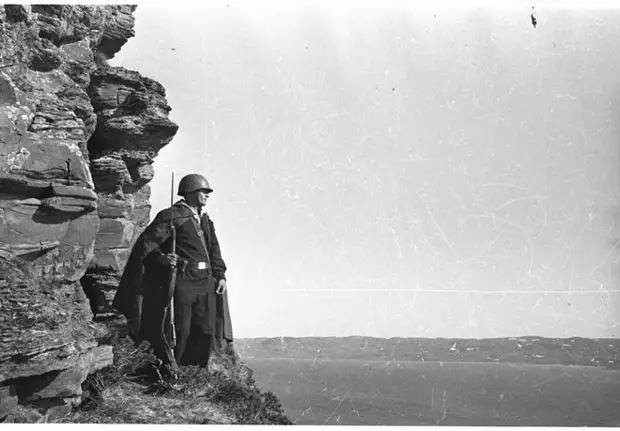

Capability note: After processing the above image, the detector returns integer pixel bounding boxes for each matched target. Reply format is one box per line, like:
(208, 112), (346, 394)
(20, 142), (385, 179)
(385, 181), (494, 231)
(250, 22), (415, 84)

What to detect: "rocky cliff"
(0, 5), (178, 420)
(83, 56), (178, 313)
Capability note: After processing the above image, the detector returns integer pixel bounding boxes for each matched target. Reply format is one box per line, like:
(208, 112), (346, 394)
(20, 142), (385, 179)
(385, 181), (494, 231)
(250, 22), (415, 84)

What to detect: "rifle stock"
(170, 224), (176, 348)
(160, 173), (178, 371)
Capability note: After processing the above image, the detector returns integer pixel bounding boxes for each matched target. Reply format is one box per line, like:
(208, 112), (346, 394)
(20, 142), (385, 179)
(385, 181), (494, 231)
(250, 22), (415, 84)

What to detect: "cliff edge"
(0, 5), (289, 424)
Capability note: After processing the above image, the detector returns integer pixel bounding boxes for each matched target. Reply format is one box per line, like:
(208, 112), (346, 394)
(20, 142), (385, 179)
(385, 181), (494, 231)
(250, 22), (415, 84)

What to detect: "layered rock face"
(0, 258), (113, 420)
(83, 67), (178, 309)
(0, 5), (178, 420)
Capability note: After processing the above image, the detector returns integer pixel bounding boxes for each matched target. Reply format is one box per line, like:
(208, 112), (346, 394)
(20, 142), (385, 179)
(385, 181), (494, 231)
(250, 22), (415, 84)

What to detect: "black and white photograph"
(0, 0), (619, 426)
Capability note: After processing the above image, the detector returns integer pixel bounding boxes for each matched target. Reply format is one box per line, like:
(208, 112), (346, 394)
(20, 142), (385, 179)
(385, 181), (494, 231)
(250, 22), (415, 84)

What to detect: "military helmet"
(177, 173), (213, 195)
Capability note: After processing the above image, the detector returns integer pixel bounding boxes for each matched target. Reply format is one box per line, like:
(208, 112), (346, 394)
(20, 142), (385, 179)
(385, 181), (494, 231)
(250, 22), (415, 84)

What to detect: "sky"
(110, 1), (620, 339)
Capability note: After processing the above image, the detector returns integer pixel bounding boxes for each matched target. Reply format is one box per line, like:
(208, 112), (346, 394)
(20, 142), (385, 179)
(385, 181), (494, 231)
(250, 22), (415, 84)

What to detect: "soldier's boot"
(201, 334), (214, 369)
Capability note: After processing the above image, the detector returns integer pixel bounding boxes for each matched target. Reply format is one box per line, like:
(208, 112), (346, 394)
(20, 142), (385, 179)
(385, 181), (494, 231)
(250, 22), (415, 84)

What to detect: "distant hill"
(235, 336), (620, 369)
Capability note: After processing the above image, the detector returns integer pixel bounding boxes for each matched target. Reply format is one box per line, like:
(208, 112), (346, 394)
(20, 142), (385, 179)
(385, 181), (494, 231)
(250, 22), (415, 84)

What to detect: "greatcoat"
(112, 200), (233, 353)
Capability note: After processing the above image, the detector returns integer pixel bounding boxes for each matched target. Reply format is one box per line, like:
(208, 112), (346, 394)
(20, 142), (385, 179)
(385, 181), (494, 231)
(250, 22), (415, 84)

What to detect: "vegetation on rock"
(61, 318), (292, 425)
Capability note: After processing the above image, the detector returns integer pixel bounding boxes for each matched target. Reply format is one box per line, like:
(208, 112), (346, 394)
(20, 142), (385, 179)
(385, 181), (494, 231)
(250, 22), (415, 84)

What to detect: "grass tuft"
(60, 317), (292, 424)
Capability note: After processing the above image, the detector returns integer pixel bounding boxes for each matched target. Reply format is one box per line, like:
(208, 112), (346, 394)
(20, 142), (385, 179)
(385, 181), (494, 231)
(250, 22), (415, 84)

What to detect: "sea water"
(244, 357), (620, 426)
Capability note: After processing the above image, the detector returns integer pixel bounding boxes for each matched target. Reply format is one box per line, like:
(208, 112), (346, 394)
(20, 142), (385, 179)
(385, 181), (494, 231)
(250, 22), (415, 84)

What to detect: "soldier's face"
(196, 189), (210, 206)
(186, 189), (210, 207)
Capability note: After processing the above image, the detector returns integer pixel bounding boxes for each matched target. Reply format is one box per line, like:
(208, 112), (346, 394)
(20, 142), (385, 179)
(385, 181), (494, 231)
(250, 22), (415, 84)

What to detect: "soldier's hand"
(216, 279), (227, 294)
(166, 254), (177, 267)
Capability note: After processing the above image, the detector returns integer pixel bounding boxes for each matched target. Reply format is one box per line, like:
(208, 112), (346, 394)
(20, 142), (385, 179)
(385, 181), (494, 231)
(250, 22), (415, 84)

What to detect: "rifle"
(160, 172), (179, 371)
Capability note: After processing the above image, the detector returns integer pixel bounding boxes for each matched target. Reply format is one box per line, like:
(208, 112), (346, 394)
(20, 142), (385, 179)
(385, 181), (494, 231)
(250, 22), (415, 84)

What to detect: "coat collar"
(175, 199), (209, 219)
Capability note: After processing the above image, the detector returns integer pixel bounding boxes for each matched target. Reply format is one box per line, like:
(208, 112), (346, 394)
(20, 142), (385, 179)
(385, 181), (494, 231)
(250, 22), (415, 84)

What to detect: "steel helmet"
(177, 174), (213, 195)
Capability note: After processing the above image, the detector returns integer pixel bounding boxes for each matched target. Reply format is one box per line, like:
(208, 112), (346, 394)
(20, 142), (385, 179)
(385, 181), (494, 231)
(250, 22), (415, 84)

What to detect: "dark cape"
(112, 201), (234, 346)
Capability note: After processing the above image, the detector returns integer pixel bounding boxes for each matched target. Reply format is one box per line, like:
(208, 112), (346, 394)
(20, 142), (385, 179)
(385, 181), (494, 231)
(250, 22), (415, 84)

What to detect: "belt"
(185, 261), (210, 271)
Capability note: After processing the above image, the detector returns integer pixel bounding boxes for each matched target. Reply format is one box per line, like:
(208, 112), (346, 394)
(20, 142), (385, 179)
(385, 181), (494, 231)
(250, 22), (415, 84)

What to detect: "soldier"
(113, 173), (233, 370)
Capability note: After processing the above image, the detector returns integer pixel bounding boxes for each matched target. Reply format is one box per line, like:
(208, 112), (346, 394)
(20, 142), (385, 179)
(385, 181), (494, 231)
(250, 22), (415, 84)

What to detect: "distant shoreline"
(241, 356), (618, 369)
(234, 336), (620, 370)
(236, 336), (620, 341)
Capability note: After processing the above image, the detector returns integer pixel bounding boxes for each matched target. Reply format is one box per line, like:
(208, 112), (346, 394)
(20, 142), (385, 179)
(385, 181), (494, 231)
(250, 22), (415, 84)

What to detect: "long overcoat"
(112, 201), (233, 347)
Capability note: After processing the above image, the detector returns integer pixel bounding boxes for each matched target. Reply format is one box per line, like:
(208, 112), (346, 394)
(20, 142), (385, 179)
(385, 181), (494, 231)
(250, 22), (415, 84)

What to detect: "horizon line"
(235, 335), (619, 340)
(279, 289), (619, 294)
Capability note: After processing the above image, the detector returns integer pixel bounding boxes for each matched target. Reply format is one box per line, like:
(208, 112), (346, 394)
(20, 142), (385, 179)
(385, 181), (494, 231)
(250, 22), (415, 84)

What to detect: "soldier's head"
(178, 174), (212, 208)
